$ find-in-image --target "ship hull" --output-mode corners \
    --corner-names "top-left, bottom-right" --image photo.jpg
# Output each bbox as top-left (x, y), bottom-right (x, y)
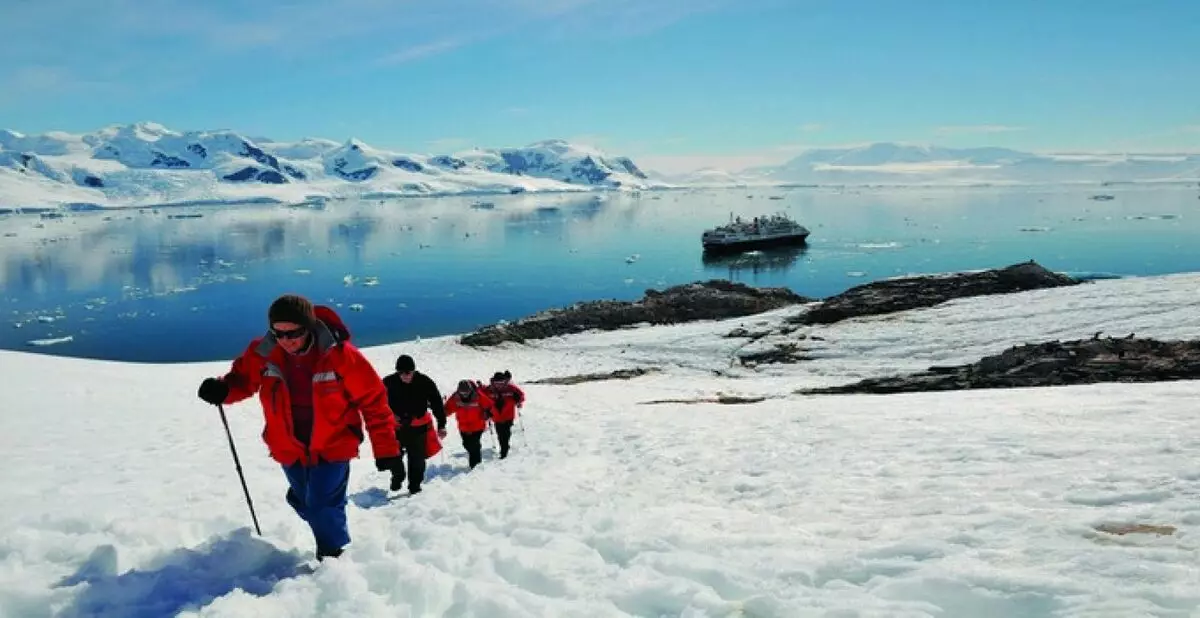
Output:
top-left (702, 231), bottom-right (810, 254)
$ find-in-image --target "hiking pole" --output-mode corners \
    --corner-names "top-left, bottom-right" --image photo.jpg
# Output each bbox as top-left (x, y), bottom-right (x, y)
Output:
top-left (517, 411), bottom-right (528, 447)
top-left (217, 404), bottom-right (263, 537)
top-left (487, 421), bottom-right (497, 452)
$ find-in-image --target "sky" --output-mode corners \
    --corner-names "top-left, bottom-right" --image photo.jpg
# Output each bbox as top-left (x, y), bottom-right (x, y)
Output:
top-left (2, 0), bottom-right (1198, 173)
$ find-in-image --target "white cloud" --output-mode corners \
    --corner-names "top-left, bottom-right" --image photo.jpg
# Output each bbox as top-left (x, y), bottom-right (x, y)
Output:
top-left (934, 124), bottom-right (1026, 135)
top-left (378, 38), bottom-right (466, 65)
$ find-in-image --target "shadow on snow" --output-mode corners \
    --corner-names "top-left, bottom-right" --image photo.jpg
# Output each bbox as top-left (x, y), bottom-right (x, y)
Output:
top-left (349, 452), bottom-right (501, 509)
top-left (54, 528), bottom-right (310, 618)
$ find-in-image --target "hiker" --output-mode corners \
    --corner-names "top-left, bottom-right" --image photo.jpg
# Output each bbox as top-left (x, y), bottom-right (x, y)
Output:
top-left (196, 294), bottom-right (402, 561)
top-left (381, 354), bottom-right (446, 494)
top-left (444, 380), bottom-right (495, 469)
top-left (480, 370), bottom-right (525, 459)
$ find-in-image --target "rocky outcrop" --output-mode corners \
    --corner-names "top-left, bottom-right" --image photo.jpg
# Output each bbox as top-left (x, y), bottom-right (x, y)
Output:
top-left (798, 336), bottom-right (1200, 395)
top-left (528, 367), bottom-right (661, 385)
top-left (460, 280), bottom-right (811, 347)
top-left (791, 261), bottom-right (1080, 325)
top-left (639, 394), bottom-right (770, 406)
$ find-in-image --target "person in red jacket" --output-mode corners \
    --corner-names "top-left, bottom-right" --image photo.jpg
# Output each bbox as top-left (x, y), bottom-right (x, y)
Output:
top-left (480, 370), bottom-right (525, 459)
top-left (196, 294), bottom-right (402, 561)
top-left (444, 380), bottom-right (495, 469)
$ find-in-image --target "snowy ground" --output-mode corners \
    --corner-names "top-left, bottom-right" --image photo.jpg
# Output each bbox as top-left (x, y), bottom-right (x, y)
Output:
top-left (2, 273), bottom-right (1199, 617)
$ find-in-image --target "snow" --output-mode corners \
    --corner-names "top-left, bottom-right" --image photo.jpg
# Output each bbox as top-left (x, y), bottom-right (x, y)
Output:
top-left (3, 273), bottom-right (1200, 616)
top-left (0, 124), bottom-right (665, 210)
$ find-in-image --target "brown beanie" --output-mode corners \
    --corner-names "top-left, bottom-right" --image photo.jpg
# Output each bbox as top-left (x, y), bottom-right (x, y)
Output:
top-left (267, 294), bottom-right (316, 327)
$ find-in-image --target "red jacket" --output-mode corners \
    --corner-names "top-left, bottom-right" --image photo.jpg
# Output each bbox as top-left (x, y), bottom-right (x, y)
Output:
top-left (482, 383), bottom-right (524, 423)
top-left (218, 306), bottom-right (400, 466)
top-left (445, 390), bottom-right (495, 434)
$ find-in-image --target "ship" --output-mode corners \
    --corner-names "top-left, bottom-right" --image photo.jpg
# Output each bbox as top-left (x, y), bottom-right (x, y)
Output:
top-left (701, 212), bottom-right (810, 253)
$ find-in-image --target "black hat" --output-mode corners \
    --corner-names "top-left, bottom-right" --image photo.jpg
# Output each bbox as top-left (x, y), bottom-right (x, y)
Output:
top-left (268, 294), bottom-right (315, 327)
top-left (491, 371), bottom-right (510, 382)
top-left (396, 354), bottom-right (415, 372)
top-left (456, 379), bottom-right (474, 395)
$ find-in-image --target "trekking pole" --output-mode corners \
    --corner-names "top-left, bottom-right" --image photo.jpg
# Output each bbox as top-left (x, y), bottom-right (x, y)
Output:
top-left (217, 404), bottom-right (263, 536)
top-left (517, 411), bottom-right (528, 447)
top-left (487, 421), bottom-right (497, 452)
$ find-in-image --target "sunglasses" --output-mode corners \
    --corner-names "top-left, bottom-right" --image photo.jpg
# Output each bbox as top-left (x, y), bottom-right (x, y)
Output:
top-left (271, 326), bottom-right (308, 340)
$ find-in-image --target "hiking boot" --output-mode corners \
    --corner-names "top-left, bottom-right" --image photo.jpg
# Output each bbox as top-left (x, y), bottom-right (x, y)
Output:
top-left (390, 473), bottom-right (404, 492)
top-left (316, 546), bottom-right (343, 561)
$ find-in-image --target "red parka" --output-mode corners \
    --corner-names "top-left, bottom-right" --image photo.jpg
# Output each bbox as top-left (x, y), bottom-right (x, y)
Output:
top-left (483, 382), bottom-right (525, 423)
top-left (445, 389), bottom-right (495, 434)
top-left (217, 306), bottom-right (400, 467)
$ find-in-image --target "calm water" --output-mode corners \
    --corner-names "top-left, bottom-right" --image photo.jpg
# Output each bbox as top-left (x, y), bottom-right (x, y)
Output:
top-left (2, 185), bottom-right (1197, 362)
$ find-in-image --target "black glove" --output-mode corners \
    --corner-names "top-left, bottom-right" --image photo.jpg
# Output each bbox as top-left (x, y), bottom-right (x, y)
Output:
top-left (375, 455), bottom-right (404, 472)
top-left (198, 378), bottom-right (228, 406)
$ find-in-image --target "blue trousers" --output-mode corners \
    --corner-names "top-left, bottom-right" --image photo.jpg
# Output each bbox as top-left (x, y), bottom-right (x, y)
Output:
top-left (282, 460), bottom-right (351, 553)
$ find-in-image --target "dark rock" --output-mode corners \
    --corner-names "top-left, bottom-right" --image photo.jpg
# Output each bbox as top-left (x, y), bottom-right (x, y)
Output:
top-left (332, 157), bottom-right (378, 181)
top-left (255, 170), bottom-right (287, 184)
top-left (798, 336), bottom-right (1200, 395)
top-left (738, 342), bottom-right (811, 366)
top-left (222, 166), bottom-right (259, 182)
top-left (460, 280), bottom-right (811, 347)
top-left (528, 367), bottom-right (660, 385)
top-left (187, 143), bottom-right (208, 159)
top-left (612, 156), bottom-right (648, 179)
top-left (570, 156), bottom-right (611, 184)
top-left (640, 393), bottom-right (769, 405)
top-left (239, 141), bottom-right (280, 170)
top-left (392, 158), bottom-right (423, 172)
top-left (150, 152), bottom-right (190, 168)
top-left (792, 261), bottom-right (1080, 325)
top-left (81, 175), bottom-right (103, 188)
top-left (432, 155), bottom-right (466, 170)
top-left (284, 165), bottom-right (306, 180)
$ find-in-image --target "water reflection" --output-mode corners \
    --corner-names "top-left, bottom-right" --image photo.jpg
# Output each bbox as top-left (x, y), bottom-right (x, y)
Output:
top-left (0, 193), bottom-right (629, 299)
top-left (700, 245), bottom-right (809, 275)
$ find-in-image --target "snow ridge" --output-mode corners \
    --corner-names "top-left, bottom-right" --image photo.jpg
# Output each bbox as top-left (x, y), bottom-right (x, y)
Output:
top-left (0, 123), bottom-right (658, 209)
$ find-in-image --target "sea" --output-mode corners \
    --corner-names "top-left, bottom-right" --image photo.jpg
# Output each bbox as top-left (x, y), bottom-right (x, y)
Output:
top-left (1, 184), bottom-right (1197, 362)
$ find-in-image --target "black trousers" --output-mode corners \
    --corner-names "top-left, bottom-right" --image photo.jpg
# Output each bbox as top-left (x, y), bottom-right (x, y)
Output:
top-left (461, 431), bottom-right (483, 468)
top-left (495, 421), bottom-right (514, 459)
top-left (393, 424), bottom-right (428, 491)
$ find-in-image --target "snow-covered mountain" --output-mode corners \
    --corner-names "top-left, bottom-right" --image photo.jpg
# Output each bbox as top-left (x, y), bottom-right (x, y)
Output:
top-left (757, 142), bottom-right (1200, 185)
top-left (0, 122), bottom-right (657, 209)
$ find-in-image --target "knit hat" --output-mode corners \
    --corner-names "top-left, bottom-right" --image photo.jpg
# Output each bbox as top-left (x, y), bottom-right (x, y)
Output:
top-left (395, 354), bottom-right (415, 372)
top-left (267, 294), bottom-right (316, 328)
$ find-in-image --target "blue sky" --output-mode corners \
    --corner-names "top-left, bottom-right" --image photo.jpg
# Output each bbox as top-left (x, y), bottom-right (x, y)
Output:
top-left (2, 0), bottom-right (1197, 172)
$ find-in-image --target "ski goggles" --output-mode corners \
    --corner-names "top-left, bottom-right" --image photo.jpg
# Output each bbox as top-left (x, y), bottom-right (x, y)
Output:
top-left (271, 326), bottom-right (308, 340)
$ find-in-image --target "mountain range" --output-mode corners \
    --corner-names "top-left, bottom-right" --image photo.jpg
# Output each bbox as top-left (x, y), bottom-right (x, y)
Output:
top-left (2, 123), bottom-right (1198, 209)
top-left (669, 142), bottom-right (1200, 187)
top-left (0, 122), bottom-right (656, 209)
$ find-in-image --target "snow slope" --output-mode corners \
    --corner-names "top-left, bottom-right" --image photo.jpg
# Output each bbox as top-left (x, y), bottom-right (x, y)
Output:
top-left (2, 273), bottom-right (1200, 616)
top-left (0, 123), bottom-right (658, 210)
